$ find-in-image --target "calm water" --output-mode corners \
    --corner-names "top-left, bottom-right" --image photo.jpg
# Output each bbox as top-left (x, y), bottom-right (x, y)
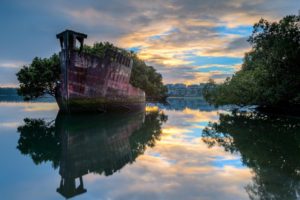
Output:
top-left (1, 98), bottom-right (300, 200)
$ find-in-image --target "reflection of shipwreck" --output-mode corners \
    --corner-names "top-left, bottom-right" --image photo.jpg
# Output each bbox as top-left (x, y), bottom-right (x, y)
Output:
top-left (17, 110), bottom-right (167, 199)
top-left (56, 30), bottom-right (145, 113)
top-left (56, 112), bottom-right (144, 198)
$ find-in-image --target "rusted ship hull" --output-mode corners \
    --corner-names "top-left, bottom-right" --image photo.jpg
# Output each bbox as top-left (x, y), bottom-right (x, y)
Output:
top-left (56, 30), bottom-right (145, 113)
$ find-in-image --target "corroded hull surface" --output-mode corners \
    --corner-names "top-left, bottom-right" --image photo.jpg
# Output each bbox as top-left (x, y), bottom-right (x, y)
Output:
top-left (56, 30), bottom-right (145, 113)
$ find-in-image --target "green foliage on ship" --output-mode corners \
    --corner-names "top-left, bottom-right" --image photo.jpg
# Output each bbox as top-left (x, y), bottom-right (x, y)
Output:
top-left (83, 42), bottom-right (167, 100)
top-left (203, 15), bottom-right (300, 109)
top-left (16, 42), bottom-right (167, 101)
top-left (130, 54), bottom-right (167, 101)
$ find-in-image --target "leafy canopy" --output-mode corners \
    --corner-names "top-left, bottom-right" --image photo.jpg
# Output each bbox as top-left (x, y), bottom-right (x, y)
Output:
top-left (204, 15), bottom-right (300, 107)
top-left (17, 54), bottom-right (60, 100)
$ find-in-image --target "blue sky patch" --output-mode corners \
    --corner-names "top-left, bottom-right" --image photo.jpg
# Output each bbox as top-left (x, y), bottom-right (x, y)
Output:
top-left (214, 26), bottom-right (253, 36)
top-left (127, 46), bottom-right (142, 53)
top-left (212, 157), bottom-right (245, 168)
top-left (198, 66), bottom-right (235, 73)
top-left (188, 55), bottom-right (242, 66)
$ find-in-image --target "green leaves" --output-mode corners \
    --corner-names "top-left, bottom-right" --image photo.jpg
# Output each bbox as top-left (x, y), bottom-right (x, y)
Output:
top-left (130, 55), bottom-right (167, 100)
top-left (16, 54), bottom-right (60, 100)
top-left (204, 15), bottom-right (300, 108)
top-left (17, 118), bottom-right (60, 168)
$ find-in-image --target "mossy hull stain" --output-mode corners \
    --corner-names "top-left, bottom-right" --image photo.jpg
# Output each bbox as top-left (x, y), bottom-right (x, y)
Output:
top-left (55, 30), bottom-right (145, 113)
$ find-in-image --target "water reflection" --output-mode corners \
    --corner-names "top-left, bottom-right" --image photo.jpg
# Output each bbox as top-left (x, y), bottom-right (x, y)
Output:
top-left (8, 98), bottom-right (300, 199)
top-left (17, 110), bottom-right (167, 199)
top-left (202, 111), bottom-right (300, 200)
top-left (163, 97), bottom-right (217, 111)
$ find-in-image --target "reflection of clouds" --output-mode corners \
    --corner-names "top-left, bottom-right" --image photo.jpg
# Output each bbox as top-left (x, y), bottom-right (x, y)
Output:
top-left (0, 102), bottom-right (253, 199)
top-left (0, 122), bottom-right (21, 129)
top-left (22, 103), bottom-right (58, 112)
top-left (0, 102), bottom-right (58, 112)
top-left (0, 102), bottom-right (61, 199)
top-left (81, 108), bottom-right (252, 199)
top-left (0, 102), bottom-right (253, 200)
top-left (153, 135), bottom-right (239, 167)
top-left (182, 108), bottom-right (220, 123)
top-left (0, 102), bottom-right (58, 133)
top-left (160, 109), bottom-right (221, 135)
top-left (0, 102), bottom-right (58, 114)
top-left (4, 171), bottom-right (60, 200)
top-left (84, 149), bottom-right (251, 200)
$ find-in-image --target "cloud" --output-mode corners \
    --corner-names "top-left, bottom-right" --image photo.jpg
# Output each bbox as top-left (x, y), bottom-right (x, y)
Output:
top-left (0, 61), bottom-right (26, 68)
top-left (0, 61), bottom-right (28, 87)
top-left (0, 121), bottom-right (21, 128)
top-left (0, 0), bottom-right (298, 84)
top-left (0, 67), bottom-right (21, 87)
top-left (160, 68), bottom-right (234, 84)
top-left (199, 36), bottom-right (251, 57)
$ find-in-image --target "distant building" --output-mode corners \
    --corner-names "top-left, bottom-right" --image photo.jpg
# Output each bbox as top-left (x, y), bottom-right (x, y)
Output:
top-left (165, 84), bottom-right (205, 97)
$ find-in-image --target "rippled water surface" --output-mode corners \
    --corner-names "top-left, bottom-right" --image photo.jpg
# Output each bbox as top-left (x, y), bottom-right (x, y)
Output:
top-left (1, 98), bottom-right (300, 200)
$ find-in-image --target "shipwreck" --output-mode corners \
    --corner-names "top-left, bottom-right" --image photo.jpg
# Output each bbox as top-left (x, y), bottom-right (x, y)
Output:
top-left (55, 30), bottom-right (145, 113)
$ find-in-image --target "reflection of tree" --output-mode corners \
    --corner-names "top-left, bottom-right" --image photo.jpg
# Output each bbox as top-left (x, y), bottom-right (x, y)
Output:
top-left (17, 110), bottom-right (167, 199)
top-left (17, 118), bottom-right (60, 168)
top-left (202, 112), bottom-right (300, 200)
top-left (130, 111), bottom-right (168, 159)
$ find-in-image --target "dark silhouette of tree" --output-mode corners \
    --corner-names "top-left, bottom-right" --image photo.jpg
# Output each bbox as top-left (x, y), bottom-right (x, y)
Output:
top-left (16, 54), bottom-right (60, 100)
top-left (204, 15), bottom-right (300, 109)
top-left (130, 111), bottom-right (168, 159)
top-left (202, 112), bottom-right (300, 199)
top-left (17, 118), bottom-right (60, 168)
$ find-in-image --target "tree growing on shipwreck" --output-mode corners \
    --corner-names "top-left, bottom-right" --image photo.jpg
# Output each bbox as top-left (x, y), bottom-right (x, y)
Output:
top-left (16, 31), bottom-right (167, 105)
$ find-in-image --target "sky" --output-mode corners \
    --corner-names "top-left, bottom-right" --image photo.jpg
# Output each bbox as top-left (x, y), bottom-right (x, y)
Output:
top-left (0, 0), bottom-right (299, 87)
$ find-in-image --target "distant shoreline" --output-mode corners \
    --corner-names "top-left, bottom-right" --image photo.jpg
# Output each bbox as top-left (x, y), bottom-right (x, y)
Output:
top-left (0, 87), bottom-right (54, 102)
